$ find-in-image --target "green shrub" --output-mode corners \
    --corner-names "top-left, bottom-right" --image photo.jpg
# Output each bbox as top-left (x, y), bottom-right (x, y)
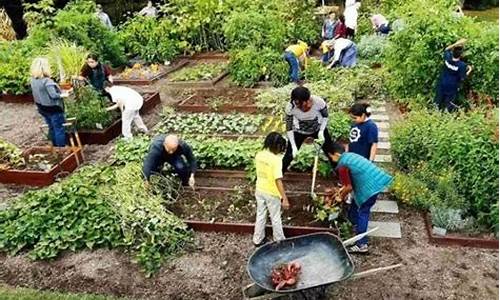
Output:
top-left (391, 172), bottom-right (438, 209)
top-left (46, 39), bottom-right (88, 82)
top-left (229, 46), bottom-right (288, 87)
top-left (52, 0), bottom-right (125, 66)
top-left (119, 16), bottom-right (184, 63)
top-left (383, 0), bottom-right (499, 104)
top-left (65, 86), bottom-right (114, 130)
top-left (357, 34), bottom-right (388, 64)
top-left (391, 109), bottom-right (499, 230)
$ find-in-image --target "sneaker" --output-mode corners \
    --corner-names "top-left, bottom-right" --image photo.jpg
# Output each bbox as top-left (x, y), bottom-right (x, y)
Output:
top-left (348, 244), bottom-right (369, 254)
top-left (253, 240), bottom-right (267, 248)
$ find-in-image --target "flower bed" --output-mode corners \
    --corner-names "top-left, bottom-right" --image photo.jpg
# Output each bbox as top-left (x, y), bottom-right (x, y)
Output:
top-left (175, 88), bottom-right (259, 113)
top-left (114, 61), bottom-right (189, 85)
top-left (78, 91), bottom-right (160, 145)
top-left (0, 146), bottom-right (83, 187)
top-left (166, 61), bottom-right (229, 88)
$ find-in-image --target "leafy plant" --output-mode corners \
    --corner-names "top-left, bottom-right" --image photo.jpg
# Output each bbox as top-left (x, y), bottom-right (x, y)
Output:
top-left (229, 46), bottom-right (288, 87)
top-left (65, 85), bottom-right (114, 130)
top-left (391, 109), bottom-right (499, 231)
top-left (23, 0), bottom-right (57, 31)
top-left (357, 34), bottom-right (388, 64)
top-left (430, 206), bottom-right (474, 232)
top-left (0, 164), bottom-right (192, 277)
top-left (0, 138), bottom-right (24, 170)
top-left (118, 16), bottom-right (184, 63)
top-left (46, 39), bottom-right (88, 83)
top-left (169, 62), bottom-right (227, 82)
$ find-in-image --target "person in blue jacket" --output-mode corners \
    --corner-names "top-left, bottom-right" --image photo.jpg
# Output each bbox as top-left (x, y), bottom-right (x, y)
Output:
top-left (347, 102), bottom-right (378, 161)
top-left (434, 38), bottom-right (473, 112)
top-left (325, 142), bottom-right (393, 254)
top-left (143, 134), bottom-right (197, 188)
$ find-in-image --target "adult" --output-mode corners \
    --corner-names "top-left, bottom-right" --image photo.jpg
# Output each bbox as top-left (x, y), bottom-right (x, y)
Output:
top-left (282, 86), bottom-right (332, 173)
top-left (283, 41), bottom-right (309, 83)
top-left (325, 142), bottom-right (393, 253)
top-left (326, 38), bottom-right (357, 68)
top-left (79, 53), bottom-right (113, 97)
top-left (334, 15), bottom-right (348, 39)
top-left (253, 132), bottom-right (290, 247)
top-left (344, 0), bottom-right (360, 39)
top-left (104, 83), bottom-right (148, 140)
top-left (322, 12), bottom-right (338, 40)
top-left (371, 14), bottom-right (391, 35)
top-left (96, 4), bottom-right (113, 29)
top-left (30, 57), bottom-right (70, 147)
top-left (143, 134), bottom-right (197, 188)
top-left (434, 38), bottom-right (472, 112)
top-left (139, 1), bottom-right (158, 17)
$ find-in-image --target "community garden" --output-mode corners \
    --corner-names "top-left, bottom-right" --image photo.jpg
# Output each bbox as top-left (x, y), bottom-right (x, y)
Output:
top-left (0, 0), bottom-right (498, 299)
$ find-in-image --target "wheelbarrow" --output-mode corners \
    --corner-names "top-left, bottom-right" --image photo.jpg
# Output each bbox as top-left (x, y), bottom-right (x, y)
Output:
top-left (243, 228), bottom-right (402, 299)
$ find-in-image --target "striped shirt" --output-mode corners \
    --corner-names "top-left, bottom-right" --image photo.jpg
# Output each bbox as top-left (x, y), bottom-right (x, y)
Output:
top-left (285, 95), bottom-right (328, 135)
top-left (337, 152), bottom-right (393, 206)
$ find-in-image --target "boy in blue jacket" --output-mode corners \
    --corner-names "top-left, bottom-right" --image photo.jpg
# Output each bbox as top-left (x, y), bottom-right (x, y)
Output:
top-left (325, 142), bottom-right (393, 254)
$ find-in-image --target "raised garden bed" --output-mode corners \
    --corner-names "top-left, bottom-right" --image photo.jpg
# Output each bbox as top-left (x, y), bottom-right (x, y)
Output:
top-left (176, 88), bottom-right (259, 113)
top-left (423, 212), bottom-right (498, 249)
top-left (0, 146), bottom-right (83, 187)
top-left (0, 93), bottom-right (34, 104)
top-left (179, 51), bottom-right (229, 60)
top-left (78, 91), bottom-right (160, 145)
top-left (114, 61), bottom-right (189, 85)
top-left (166, 61), bottom-right (229, 89)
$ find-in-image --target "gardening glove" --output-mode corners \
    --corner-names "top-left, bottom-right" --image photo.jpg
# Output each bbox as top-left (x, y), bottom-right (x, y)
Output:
top-left (188, 174), bottom-right (195, 190)
top-left (317, 130), bottom-right (325, 143)
top-left (292, 145), bottom-right (298, 158)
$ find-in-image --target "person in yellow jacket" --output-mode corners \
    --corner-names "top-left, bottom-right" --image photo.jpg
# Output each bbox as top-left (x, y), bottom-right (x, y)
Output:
top-left (320, 39), bottom-right (335, 64)
top-left (284, 41), bottom-right (309, 83)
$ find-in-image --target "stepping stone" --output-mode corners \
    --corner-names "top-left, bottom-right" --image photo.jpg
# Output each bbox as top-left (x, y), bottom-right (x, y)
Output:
top-left (371, 106), bottom-right (386, 112)
top-left (378, 142), bottom-right (391, 150)
top-left (368, 221), bottom-right (402, 238)
top-left (379, 131), bottom-right (389, 139)
top-left (375, 154), bottom-right (392, 163)
top-left (371, 200), bottom-right (399, 214)
top-left (376, 122), bottom-right (390, 129)
top-left (371, 114), bottom-right (390, 121)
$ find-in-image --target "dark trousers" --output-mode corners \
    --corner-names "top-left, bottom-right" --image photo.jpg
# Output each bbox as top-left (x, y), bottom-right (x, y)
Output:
top-left (348, 193), bottom-right (378, 246)
top-left (38, 110), bottom-right (66, 147)
top-left (282, 128), bottom-right (333, 173)
top-left (434, 85), bottom-right (459, 112)
top-left (167, 155), bottom-right (190, 186)
top-left (346, 27), bottom-right (355, 39)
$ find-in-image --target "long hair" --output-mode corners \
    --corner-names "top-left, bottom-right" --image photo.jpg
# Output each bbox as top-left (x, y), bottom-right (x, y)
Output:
top-left (30, 57), bottom-right (51, 79)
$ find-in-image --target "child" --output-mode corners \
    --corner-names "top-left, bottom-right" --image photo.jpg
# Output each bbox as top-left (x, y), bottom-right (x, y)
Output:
top-left (434, 38), bottom-right (472, 112)
top-left (347, 103), bottom-right (378, 161)
top-left (322, 12), bottom-right (338, 40)
top-left (253, 132), bottom-right (290, 247)
top-left (283, 41), bottom-right (309, 83)
top-left (325, 142), bottom-right (393, 253)
top-left (104, 82), bottom-right (148, 140)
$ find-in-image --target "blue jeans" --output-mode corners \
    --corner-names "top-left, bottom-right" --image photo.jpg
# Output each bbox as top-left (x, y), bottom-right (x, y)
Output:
top-left (167, 155), bottom-right (190, 186)
top-left (284, 51), bottom-right (300, 83)
top-left (38, 110), bottom-right (66, 147)
top-left (348, 193), bottom-right (378, 246)
top-left (321, 51), bottom-right (334, 64)
top-left (434, 85), bottom-right (458, 112)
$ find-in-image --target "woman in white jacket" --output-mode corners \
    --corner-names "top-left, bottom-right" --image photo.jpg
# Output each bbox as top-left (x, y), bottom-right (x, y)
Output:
top-left (344, 0), bottom-right (361, 39)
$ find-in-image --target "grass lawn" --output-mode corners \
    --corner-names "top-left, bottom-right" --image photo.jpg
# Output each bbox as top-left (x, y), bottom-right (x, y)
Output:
top-left (0, 285), bottom-right (130, 300)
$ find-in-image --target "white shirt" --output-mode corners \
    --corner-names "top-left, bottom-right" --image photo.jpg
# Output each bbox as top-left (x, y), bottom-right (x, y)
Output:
top-left (333, 38), bottom-right (353, 62)
top-left (139, 6), bottom-right (157, 17)
top-left (108, 86), bottom-right (143, 111)
top-left (96, 12), bottom-right (113, 29)
top-left (344, 1), bottom-right (359, 30)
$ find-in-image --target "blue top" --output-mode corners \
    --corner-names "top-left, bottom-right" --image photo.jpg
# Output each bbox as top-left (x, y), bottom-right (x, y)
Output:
top-left (142, 135), bottom-right (197, 180)
top-left (438, 50), bottom-right (467, 94)
top-left (323, 20), bottom-right (338, 40)
top-left (348, 119), bottom-right (378, 159)
top-left (337, 152), bottom-right (393, 206)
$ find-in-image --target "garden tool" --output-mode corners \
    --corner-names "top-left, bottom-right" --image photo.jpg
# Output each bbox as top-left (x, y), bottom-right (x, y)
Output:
top-left (310, 141), bottom-right (322, 200)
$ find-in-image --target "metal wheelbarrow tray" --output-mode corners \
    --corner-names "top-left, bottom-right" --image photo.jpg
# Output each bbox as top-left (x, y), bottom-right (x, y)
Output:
top-left (244, 229), bottom-right (401, 299)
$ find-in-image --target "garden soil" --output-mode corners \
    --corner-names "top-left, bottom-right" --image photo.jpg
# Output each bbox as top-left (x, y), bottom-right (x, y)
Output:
top-left (0, 94), bottom-right (498, 299)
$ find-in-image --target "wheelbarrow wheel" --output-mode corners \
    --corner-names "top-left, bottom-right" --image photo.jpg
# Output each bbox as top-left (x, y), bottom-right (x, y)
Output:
top-left (288, 286), bottom-right (328, 300)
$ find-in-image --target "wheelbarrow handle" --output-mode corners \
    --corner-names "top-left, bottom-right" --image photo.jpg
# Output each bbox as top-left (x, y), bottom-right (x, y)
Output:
top-left (351, 263), bottom-right (403, 279)
top-left (342, 227), bottom-right (379, 247)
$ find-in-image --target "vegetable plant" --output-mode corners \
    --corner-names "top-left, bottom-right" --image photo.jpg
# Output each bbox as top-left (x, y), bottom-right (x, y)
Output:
top-left (65, 85), bottom-right (114, 130)
top-left (0, 138), bottom-right (24, 170)
top-left (169, 62), bottom-right (227, 82)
